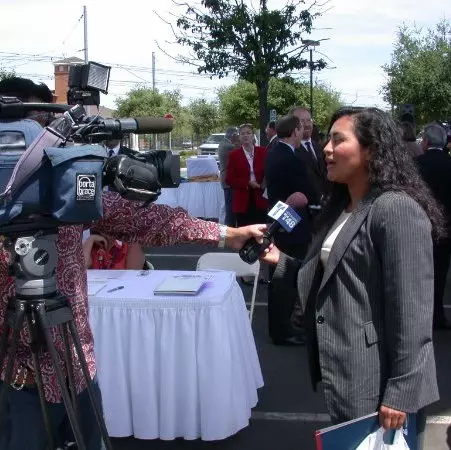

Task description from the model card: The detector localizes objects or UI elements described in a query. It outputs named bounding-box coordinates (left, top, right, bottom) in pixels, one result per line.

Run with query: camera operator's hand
left=225, top=224, right=267, bottom=250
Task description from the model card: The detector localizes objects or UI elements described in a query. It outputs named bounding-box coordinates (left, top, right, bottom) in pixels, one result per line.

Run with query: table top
left=88, top=269, right=236, bottom=308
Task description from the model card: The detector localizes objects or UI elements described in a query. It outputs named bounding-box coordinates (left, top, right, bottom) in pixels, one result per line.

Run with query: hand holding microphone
left=239, top=192, right=308, bottom=264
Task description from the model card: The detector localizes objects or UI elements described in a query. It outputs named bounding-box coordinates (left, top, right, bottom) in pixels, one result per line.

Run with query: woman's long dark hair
left=319, top=107, right=445, bottom=240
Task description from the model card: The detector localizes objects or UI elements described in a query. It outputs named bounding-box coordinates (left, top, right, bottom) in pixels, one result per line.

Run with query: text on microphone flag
left=268, top=201, right=301, bottom=232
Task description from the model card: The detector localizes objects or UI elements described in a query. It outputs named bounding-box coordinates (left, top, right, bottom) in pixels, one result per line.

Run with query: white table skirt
left=88, top=270, right=263, bottom=441
left=155, top=182, right=225, bottom=222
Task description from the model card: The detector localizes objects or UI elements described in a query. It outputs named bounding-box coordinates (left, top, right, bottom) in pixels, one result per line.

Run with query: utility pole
left=83, top=6, right=88, bottom=63
left=152, top=52, right=156, bottom=91
left=302, top=39, right=321, bottom=119
left=309, top=48, right=313, bottom=119
left=152, top=52, right=157, bottom=149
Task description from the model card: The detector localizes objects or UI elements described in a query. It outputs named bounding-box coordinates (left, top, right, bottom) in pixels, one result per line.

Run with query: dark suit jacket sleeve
left=371, top=193, right=435, bottom=411
left=272, top=251, right=303, bottom=290
left=291, top=158, right=319, bottom=205
left=265, top=144, right=319, bottom=206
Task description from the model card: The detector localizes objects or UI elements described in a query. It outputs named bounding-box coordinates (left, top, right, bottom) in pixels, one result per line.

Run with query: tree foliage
left=186, top=98, right=221, bottom=143
left=0, top=69, right=15, bottom=81
left=218, top=77, right=342, bottom=132
left=382, top=20, right=451, bottom=125
left=114, top=87, right=183, bottom=119
left=159, top=0, right=327, bottom=143
left=114, top=87, right=188, bottom=146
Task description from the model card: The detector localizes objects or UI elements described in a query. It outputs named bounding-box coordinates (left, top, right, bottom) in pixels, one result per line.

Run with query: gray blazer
left=273, top=191, right=439, bottom=423
left=218, top=139, right=235, bottom=188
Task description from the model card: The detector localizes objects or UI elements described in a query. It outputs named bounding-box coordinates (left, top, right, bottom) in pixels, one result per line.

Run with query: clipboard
left=153, top=275, right=206, bottom=296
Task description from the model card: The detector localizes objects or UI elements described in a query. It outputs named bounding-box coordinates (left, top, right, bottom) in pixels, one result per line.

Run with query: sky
left=0, top=0, right=449, bottom=111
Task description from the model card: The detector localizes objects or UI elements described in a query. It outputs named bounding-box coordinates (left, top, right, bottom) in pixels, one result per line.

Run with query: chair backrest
left=196, top=252, right=260, bottom=277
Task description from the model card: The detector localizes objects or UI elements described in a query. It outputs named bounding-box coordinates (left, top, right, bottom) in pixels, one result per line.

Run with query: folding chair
left=196, top=252, right=260, bottom=323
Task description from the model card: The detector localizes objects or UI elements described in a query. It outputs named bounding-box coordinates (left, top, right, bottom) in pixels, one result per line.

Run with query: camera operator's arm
left=91, top=192, right=266, bottom=249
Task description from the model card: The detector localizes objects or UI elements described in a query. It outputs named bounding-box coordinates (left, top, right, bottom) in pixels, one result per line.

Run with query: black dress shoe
left=272, top=336, right=305, bottom=346
left=284, top=336, right=306, bottom=346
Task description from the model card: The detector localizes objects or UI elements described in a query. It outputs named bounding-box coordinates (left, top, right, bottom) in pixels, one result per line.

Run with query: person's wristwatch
left=218, top=225, right=227, bottom=248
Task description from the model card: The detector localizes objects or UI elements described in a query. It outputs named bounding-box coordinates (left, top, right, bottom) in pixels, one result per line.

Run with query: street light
left=302, top=39, right=321, bottom=119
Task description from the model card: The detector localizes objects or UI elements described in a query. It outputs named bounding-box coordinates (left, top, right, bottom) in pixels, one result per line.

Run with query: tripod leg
left=34, top=304, right=87, bottom=450
left=62, top=324, right=77, bottom=412
left=67, top=320, right=114, bottom=450
left=27, top=313, right=55, bottom=450
left=0, top=303, right=26, bottom=433
left=0, top=321, right=10, bottom=437
left=0, top=321, right=10, bottom=373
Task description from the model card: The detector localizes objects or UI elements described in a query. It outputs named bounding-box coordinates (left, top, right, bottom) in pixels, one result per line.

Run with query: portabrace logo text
left=76, top=174, right=96, bottom=201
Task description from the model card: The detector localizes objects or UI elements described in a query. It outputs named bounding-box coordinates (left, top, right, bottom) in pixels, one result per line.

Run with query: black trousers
left=417, top=407, right=427, bottom=450
left=433, top=241, right=451, bottom=324
left=267, top=241, right=309, bottom=344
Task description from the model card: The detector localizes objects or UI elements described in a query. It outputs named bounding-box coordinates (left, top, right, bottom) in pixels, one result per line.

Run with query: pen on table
left=106, top=286, right=124, bottom=293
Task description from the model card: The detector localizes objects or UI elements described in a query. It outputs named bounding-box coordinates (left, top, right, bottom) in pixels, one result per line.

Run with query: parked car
left=198, top=133, right=225, bottom=156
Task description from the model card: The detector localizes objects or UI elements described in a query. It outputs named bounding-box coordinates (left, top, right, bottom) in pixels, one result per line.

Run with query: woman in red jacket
left=226, top=123, right=268, bottom=226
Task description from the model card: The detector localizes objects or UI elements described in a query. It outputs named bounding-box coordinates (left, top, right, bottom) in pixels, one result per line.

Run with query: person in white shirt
left=225, top=124, right=268, bottom=226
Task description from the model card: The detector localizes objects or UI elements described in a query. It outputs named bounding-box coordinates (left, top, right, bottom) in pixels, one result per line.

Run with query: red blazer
left=225, top=146, right=268, bottom=213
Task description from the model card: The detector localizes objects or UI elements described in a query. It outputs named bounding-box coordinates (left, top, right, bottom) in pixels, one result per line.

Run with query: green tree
left=382, top=20, right=451, bottom=125
left=187, top=98, right=221, bottom=145
left=159, top=0, right=326, bottom=144
left=114, top=87, right=186, bottom=148
left=218, top=77, right=342, bottom=132
left=0, top=69, right=15, bottom=81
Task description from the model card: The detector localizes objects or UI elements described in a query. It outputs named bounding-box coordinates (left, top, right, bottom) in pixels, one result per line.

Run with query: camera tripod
left=0, top=230, right=113, bottom=450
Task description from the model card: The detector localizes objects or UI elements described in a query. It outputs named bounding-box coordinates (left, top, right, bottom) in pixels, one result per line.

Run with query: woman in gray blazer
left=264, top=107, right=444, bottom=435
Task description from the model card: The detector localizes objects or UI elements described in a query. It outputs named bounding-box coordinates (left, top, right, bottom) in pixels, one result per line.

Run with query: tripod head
left=4, top=227, right=59, bottom=299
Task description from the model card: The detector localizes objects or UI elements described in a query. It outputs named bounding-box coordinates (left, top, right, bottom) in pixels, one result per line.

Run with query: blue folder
left=315, top=412, right=417, bottom=450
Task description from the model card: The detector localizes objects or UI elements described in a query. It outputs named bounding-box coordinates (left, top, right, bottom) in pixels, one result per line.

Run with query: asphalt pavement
left=110, top=243, right=451, bottom=450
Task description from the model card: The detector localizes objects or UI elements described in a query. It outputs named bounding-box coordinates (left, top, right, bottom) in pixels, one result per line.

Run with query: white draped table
left=88, top=269, right=263, bottom=441
left=154, top=181, right=225, bottom=223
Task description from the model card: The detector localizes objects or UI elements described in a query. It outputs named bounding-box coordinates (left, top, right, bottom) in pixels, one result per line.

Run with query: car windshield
left=206, top=135, right=224, bottom=143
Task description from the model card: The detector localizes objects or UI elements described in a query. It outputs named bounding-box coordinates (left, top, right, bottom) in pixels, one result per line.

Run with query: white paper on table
left=87, top=270, right=128, bottom=282
left=153, top=274, right=211, bottom=295
left=88, top=281, right=107, bottom=296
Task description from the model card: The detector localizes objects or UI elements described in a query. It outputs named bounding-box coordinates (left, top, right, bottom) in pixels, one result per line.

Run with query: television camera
left=0, top=62, right=180, bottom=450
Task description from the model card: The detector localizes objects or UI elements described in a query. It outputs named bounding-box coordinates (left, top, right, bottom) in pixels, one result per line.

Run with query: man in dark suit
left=289, top=106, right=328, bottom=202
left=416, top=123, right=451, bottom=330
left=261, top=121, right=279, bottom=200
left=265, top=120, right=279, bottom=153
left=264, top=115, right=319, bottom=345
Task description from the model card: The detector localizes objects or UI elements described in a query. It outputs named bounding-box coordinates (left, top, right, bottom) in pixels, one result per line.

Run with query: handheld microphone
left=239, top=192, right=308, bottom=264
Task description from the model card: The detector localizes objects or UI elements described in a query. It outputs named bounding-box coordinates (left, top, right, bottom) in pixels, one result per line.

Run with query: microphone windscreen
left=285, top=192, right=308, bottom=210
left=134, top=117, right=174, bottom=134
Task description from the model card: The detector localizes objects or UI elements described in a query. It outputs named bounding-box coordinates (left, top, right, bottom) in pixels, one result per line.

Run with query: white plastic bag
left=355, top=427, right=410, bottom=450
